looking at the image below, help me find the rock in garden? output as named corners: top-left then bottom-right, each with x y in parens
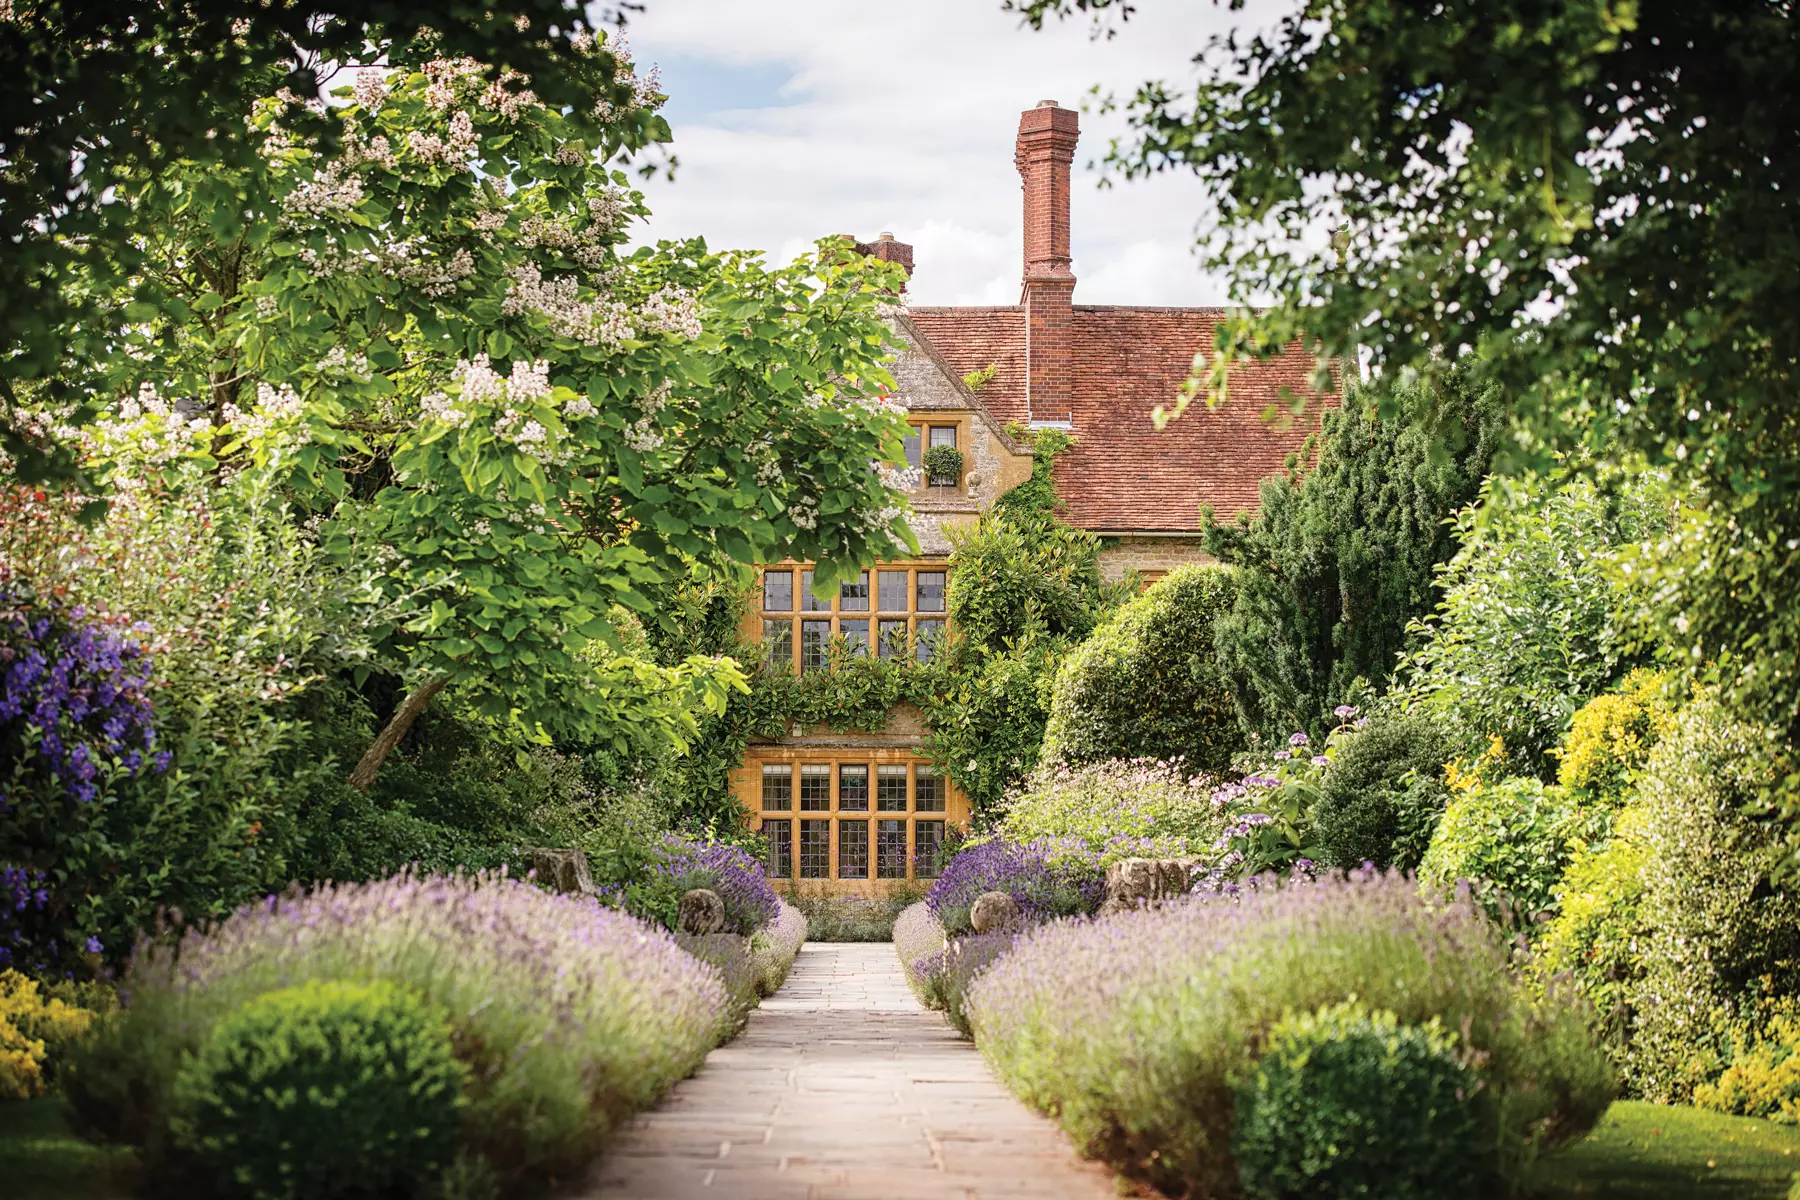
top-left (527, 848), bottom-right (596, 897)
top-left (678, 888), bottom-right (727, 935)
top-left (970, 890), bottom-right (1023, 934)
top-left (1104, 858), bottom-right (1196, 911)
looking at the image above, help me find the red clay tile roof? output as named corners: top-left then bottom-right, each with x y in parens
top-left (906, 304), bottom-right (1336, 532)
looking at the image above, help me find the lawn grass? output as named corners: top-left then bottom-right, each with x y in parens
top-left (0, 1098), bottom-right (133, 1200)
top-left (1531, 1100), bottom-right (1800, 1199)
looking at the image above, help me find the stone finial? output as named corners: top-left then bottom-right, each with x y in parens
top-left (969, 890), bottom-right (1023, 934)
top-left (678, 888), bottom-right (727, 935)
top-left (527, 848), bottom-right (596, 897)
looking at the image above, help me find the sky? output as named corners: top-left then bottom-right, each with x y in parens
top-left (604, 0), bottom-right (1274, 307)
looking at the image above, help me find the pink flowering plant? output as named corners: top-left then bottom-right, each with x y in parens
top-left (71, 871), bottom-right (729, 1190)
top-left (994, 757), bottom-right (1226, 860)
top-left (53, 29), bottom-right (920, 794)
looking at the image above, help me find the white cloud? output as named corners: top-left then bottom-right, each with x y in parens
top-left (612, 0), bottom-right (1284, 306)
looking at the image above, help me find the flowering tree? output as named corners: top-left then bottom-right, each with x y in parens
top-left (60, 32), bottom-right (918, 788)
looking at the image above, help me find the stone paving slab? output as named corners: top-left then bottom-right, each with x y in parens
top-left (581, 942), bottom-right (1117, 1200)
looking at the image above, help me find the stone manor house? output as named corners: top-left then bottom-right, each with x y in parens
top-left (730, 101), bottom-right (1333, 894)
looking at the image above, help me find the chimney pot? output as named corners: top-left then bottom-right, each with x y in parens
top-left (1016, 102), bottom-right (1079, 425)
top-left (878, 232), bottom-right (895, 242)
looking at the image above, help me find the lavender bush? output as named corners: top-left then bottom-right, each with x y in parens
top-left (917, 931), bottom-right (1017, 1038)
top-left (925, 838), bottom-right (1105, 936)
top-left (892, 901), bottom-right (947, 1005)
top-left (748, 900), bottom-right (808, 995)
top-left (967, 870), bottom-right (1613, 1196)
top-left (640, 835), bottom-right (780, 936)
top-left (69, 871), bottom-right (727, 1190)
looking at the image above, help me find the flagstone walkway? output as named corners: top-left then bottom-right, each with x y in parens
top-left (583, 942), bottom-right (1119, 1200)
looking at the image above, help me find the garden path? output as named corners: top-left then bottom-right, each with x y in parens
top-left (581, 941), bottom-right (1119, 1200)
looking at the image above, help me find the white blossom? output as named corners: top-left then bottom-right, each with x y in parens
top-left (642, 286), bottom-right (703, 340)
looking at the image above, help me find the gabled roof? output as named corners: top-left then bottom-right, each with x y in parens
top-left (906, 304), bottom-right (1335, 533)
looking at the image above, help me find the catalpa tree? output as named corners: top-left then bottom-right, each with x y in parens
top-left (68, 29), bottom-right (918, 787)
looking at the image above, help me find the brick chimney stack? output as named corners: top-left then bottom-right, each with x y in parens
top-left (1016, 100), bottom-right (1078, 425)
top-left (844, 232), bottom-right (914, 278)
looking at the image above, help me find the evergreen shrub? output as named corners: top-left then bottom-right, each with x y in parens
top-left (169, 979), bottom-right (466, 1200)
top-left (1695, 1001), bottom-right (1800, 1124)
top-left (1041, 564), bottom-right (1241, 771)
top-left (1554, 669), bottom-right (1677, 807)
top-left (1625, 696), bottom-right (1800, 1102)
top-left (1312, 713), bottom-right (1455, 871)
top-left (1418, 777), bottom-right (1593, 928)
top-left (967, 870), bottom-right (1612, 1196)
top-left (1232, 1001), bottom-right (1483, 1200)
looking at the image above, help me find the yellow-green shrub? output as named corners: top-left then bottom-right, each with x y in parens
top-left (0, 969), bottom-right (97, 1098)
top-left (1555, 670), bottom-right (1678, 807)
top-left (1696, 1001), bottom-right (1800, 1123)
top-left (1530, 804), bottom-right (1651, 1058)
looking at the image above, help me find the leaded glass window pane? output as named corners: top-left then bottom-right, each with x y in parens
top-left (914, 821), bottom-right (945, 879)
top-left (763, 570), bottom-right (793, 612)
top-left (876, 765), bottom-right (908, 812)
top-left (838, 820), bottom-right (869, 879)
top-left (800, 820), bottom-right (831, 878)
top-left (801, 569), bottom-right (829, 611)
top-left (929, 425), bottom-right (957, 449)
top-left (763, 619), bottom-right (793, 667)
top-left (914, 618), bottom-right (945, 662)
top-left (877, 570), bottom-right (908, 613)
top-left (799, 764), bottom-right (831, 811)
top-left (800, 620), bottom-right (830, 671)
top-left (904, 427), bottom-right (921, 469)
top-left (838, 764), bottom-right (868, 811)
top-left (839, 571), bottom-right (870, 612)
top-left (877, 820), bottom-right (908, 878)
top-left (840, 619), bottom-right (869, 654)
top-left (914, 766), bottom-right (945, 812)
top-left (761, 764), bottom-right (792, 811)
top-left (916, 571), bottom-right (946, 613)
top-left (878, 619), bottom-right (908, 660)
top-left (764, 819), bottom-right (792, 878)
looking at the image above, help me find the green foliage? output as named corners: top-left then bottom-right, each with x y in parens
top-left (1556, 669), bottom-right (1679, 808)
top-left (995, 758), bottom-right (1225, 857)
top-left (1524, 1099), bottom-right (1800, 1200)
top-left (961, 363), bottom-right (997, 393)
top-left (1041, 564), bottom-right (1241, 771)
top-left (1530, 803), bottom-right (1652, 1064)
top-left (1696, 1001), bottom-right (1800, 1126)
top-left (1015, 0), bottom-right (1800, 785)
top-left (1390, 467), bottom-right (1672, 777)
top-left (1232, 1001), bottom-right (1483, 1200)
top-left (1313, 713), bottom-right (1456, 872)
top-left (1419, 777), bottom-right (1595, 929)
top-left (1207, 365), bottom-right (1503, 741)
top-left (1626, 695), bottom-right (1800, 1103)
top-left (169, 979), bottom-right (466, 1200)
top-left (922, 443), bottom-right (965, 486)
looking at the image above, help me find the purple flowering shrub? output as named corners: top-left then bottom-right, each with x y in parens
top-left (925, 837), bottom-right (1105, 936)
top-left (631, 834), bottom-right (780, 936)
top-left (1203, 711), bottom-right (1368, 885)
top-left (966, 870), bottom-right (1612, 1196)
top-left (69, 871), bottom-right (728, 1189)
top-left (893, 901), bottom-right (947, 1005)
top-left (917, 930), bottom-right (1017, 1038)
top-left (748, 900), bottom-right (808, 995)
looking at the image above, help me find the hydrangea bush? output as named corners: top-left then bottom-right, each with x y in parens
top-left (966, 870), bottom-right (1612, 1196)
top-left (69, 871), bottom-right (727, 1190)
top-left (924, 838), bottom-right (1104, 936)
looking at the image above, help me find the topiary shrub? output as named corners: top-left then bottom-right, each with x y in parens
top-left (1418, 776), bottom-right (1593, 929)
top-left (1313, 713), bottom-right (1456, 871)
top-left (1232, 1000), bottom-right (1484, 1200)
top-left (1041, 564), bottom-right (1241, 771)
top-left (169, 979), bottom-right (467, 1200)
top-left (1554, 668), bottom-right (1678, 808)
top-left (1624, 695), bottom-right (1800, 1102)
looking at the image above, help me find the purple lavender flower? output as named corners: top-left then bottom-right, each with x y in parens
top-left (650, 835), bottom-right (780, 935)
top-left (1311, 755), bottom-right (1330, 767)
top-left (926, 839), bottom-right (1105, 935)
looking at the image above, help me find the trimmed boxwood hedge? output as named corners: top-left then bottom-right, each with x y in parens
top-left (1041, 564), bottom-right (1241, 771)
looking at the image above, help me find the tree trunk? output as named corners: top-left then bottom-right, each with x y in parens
top-left (347, 674), bottom-right (451, 792)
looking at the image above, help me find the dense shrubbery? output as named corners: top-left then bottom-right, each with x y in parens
top-left (968, 871), bottom-right (1612, 1196)
top-left (1554, 669), bottom-right (1678, 807)
top-left (1232, 1001), bottom-right (1484, 1200)
top-left (893, 901), bottom-right (947, 1006)
top-left (169, 979), bottom-right (467, 1200)
top-left (629, 835), bottom-right (779, 937)
top-left (1419, 777), bottom-right (1595, 928)
top-left (1042, 564), bottom-right (1241, 770)
top-left (1624, 696), bottom-right (1800, 1102)
top-left (993, 758), bottom-right (1223, 857)
top-left (1694, 1002), bottom-right (1800, 1125)
top-left (917, 932), bottom-right (1018, 1038)
top-left (749, 902), bottom-right (809, 995)
top-left (1312, 713), bottom-right (1455, 871)
top-left (0, 969), bottom-right (99, 1099)
top-left (69, 873), bottom-right (727, 1190)
top-left (924, 839), bottom-right (1104, 936)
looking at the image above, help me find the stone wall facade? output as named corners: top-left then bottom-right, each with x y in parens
top-left (1096, 536), bottom-right (1213, 584)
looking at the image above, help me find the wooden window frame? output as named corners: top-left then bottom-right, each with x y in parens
top-left (736, 749), bottom-right (971, 889)
top-left (752, 561), bottom-right (950, 673)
